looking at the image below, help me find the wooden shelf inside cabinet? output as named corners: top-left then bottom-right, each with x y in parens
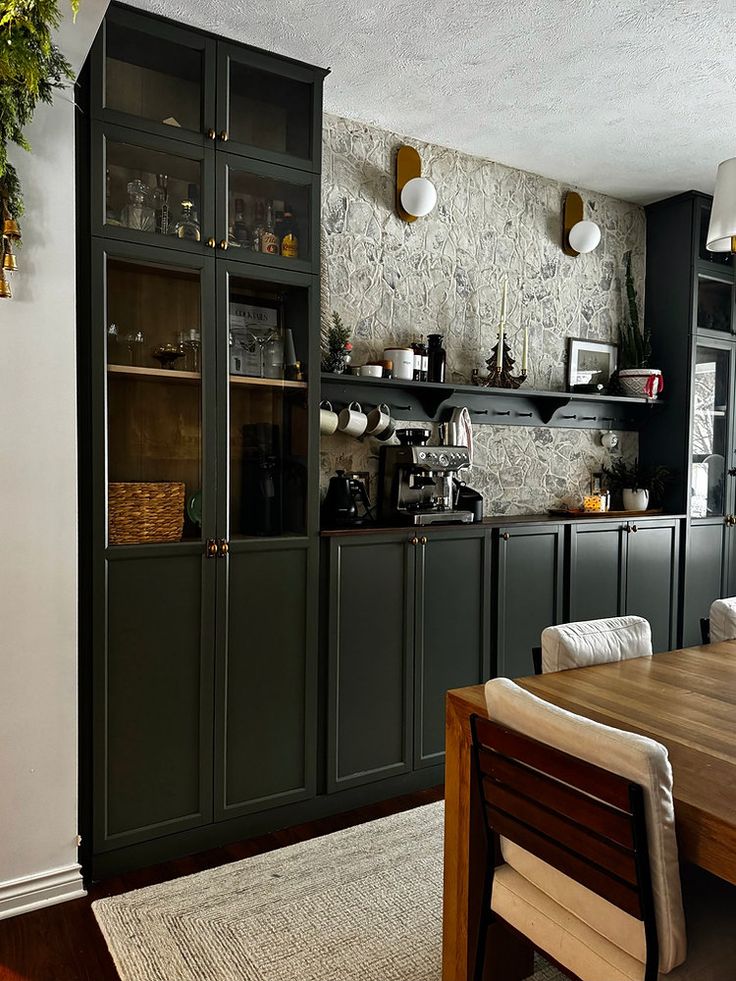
top-left (230, 375), bottom-right (307, 390)
top-left (321, 372), bottom-right (661, 431)
top-left (108, 364), bottom-right (201, 383)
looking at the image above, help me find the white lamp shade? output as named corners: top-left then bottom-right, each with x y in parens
top-left (568, 219), bottom-right (601, 254)
top-left (707, 157), bottom-right (736, 252)
top-left (400, 177), bottom-right (437, 218)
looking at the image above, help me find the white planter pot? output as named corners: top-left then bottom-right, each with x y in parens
top-left (619, 368), bottom-right (664, 399)
top-left (623, 488), bottom-right (649, 511)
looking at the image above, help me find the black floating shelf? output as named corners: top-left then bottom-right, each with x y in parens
top-left (320, 372), bottom-right (662, 431)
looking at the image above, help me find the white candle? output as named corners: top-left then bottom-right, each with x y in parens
top-left (500, 277), bottom-right (508, 322)
top-left (498, 315), bottom-right (504, 354)
top-left (521, 324), bottom-right (528, 372)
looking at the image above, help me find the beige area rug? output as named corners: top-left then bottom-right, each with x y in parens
top-left (93, 802), bottom-right (562, 981)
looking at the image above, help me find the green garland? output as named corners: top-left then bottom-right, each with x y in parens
top-left (0, 0), bottom-right (79, 235)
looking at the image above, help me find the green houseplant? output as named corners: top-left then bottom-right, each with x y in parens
top-left (602, 457), bottom-right (671, 511)
top-left (321, 311), bottom-right (353, 374)
top-left (617, 251), bottom-right (664, 398)
top-left (0, 0), bottom-right (79, 276)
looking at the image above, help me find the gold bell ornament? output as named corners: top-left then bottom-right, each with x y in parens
top-left (2, 215), bottom-right (20, 240)
top-left (0, 269), bottom-right (12, 299)
top-left (2, 238), bottom-right (17, 272)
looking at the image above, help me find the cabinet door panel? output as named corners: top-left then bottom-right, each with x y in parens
top-left (415, 531), bottom-right (489, 767)
top-left (683, 521), bottom-right (726, 647)
top-left (99, 550), bottom-right (213, 849)
top-left (569, 524), bottom-right (624, 622)
top-left (217, 544), bottom-right (313, 819)
top-left (625, 522), bottom-right (679, 652)
top-left (327, 536), bottom-right (413, 791)
top-left (496, 526), bottom-right (563, 679)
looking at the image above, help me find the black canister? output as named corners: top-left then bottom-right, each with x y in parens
top-left (427, 333), bottom-right (447, 383)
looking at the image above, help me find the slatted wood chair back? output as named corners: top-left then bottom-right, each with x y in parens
top-left (470, 713), bottom-right (659, 981)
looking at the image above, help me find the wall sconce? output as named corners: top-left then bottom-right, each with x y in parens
top-left (396, 145), bottom-right (437, 222)
top-left (562, 191), bottom-right (601, 256)
top-left (707, 158), bottom-right (736, 253)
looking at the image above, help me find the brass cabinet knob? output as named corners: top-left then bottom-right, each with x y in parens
top-left (219, 239), bottom-right (229, 251)
top-left (631, 523), bottom-right (638, 533)
top-left (206, 237), bottom-right (216, 248)
top-left (218, 538), bottom-right (229, 557)
top-left (219, 130), bottom-right (229, 142)
top-left (206, 538), bottom-right (218, 558)
top-left (206, 128), bottom-right (216, 140)
top-left (501, 532), bottom-right (510, 541)
top-left (420, 536), bottom-right (428, 545)
top-left (729, 468), bottom-right (736, 477)
top-left (410, 536), bottom-right (419, 546)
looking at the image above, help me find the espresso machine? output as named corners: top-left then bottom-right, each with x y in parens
top-left (377, 429), bottom-right (475, 525)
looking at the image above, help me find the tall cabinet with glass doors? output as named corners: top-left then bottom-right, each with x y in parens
top-left (80, 3), bottom-right (327, 876)
top-left (644, 192), bottom-right (736, 646)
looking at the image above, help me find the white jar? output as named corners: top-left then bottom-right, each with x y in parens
top-left (384, 347), bottom-right (414, 381)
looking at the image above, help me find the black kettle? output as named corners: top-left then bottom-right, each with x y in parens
top-left (322, 471), bottom-right (373, 528)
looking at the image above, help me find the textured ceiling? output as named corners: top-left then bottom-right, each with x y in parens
top-left (129, 0), bottom-right (736, 203)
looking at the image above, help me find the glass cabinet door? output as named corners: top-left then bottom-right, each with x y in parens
top-left (219, 156), bottom-right (316, 271)
top-left (103, 247), bottom-right (213, 546)
top-left (221, 266), bottom-right (312, 539)
top-left (697, 272), bottom-right (734, 334)
top-left (97, 8), bottom-right (214, 143)
top-left (218, 44), bottom-right (317, 169)
top-left (691, 345), bottom-right (731, 517)
top-left (96, 124), bottom-right (214, 250)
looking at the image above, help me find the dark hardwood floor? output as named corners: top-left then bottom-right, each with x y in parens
top-left (0, 786), bottom-right (443, 981)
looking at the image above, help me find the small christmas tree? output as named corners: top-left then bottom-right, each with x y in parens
top-left (321, 311), bottom-right (353, 373)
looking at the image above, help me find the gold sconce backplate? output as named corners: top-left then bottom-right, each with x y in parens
top-left (396, 145), bottom-right (421, 223)
top-left (562, 191), bottom-right (584, 256)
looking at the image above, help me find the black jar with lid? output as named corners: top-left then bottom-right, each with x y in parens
top-left (427, 334), bottom-right (447, 383)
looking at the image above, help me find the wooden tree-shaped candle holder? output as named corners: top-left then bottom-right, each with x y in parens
top-left (482, 337), bottom-right (527, 389)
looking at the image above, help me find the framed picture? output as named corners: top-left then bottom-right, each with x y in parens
top-left (567, 338), bottom-right (618, 391)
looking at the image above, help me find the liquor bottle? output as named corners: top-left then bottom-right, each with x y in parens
top-left (153, 174), bottom-right (169, 235)
top-left (121, 179), bottom-right (154, 232)
top-left (412, 339), bottom-right (423, 381)
top-left (260, 202), bottom-right (279, 255)
top-left (427, 333), bottom-right (447, 383)
top-left (174, 200), bottom-right (200, 241)
top-left (232, 198), bottom-right (249, 246)
top-left (280, 207), bottom-right (299, 258)
top-left (252, 200), bottom-right (265, 252)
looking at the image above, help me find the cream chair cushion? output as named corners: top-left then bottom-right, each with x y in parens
top-left (709, 598), bottom-right (736, 643)
top-left (484, 677), bottom-right (685, 975)
top-left (541, 615), bottom-right (652, 673)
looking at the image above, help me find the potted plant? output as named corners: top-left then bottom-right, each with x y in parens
top-left (602, 458), bottom-right (671, 512)
top-left (321, 311), bottom-right (353, 374)
top-left (617, 251), bottom-right (664, 399)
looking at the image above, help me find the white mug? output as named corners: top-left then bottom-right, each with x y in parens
top-left (338, 401), bottom-right (367, 438)
top-left (357, 364), bottom-right (383, 378)
top-left (365, 402), bottom-right (392, 438)
top-left (320, 400), bottom-right (338, 436)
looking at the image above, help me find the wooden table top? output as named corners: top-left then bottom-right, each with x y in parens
top-left (448, 641), bottom-right (736, 884)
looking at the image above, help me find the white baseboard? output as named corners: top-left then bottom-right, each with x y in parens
top-left (0, 864), bottom-right (86, 920)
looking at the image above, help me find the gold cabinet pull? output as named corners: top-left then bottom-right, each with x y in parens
top-left (420, 536), bottom-right (428, 545)
top-left (206, 538), bottom-right (218, 558)
top-left (410, 536), bottom-right (419, 546)
top-left (219, 130), bottom-right (229, 142)
top-left (206, 237), bottom-right (216, 248)
top-left (219, 239), bottom-right (229, 251)
top-left (206, 128), bottom-right (216, 140)
top-left (501, 532), bottom-right (510, 541)
top-left (218, 538), bottom-right (229, 557)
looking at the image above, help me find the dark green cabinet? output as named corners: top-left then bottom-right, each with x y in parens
top-left (215, 543), bottom-right (314, 819)
top-left (568, 519), bottom-right (679, 652)
top-left (327, 527), bottom-right (489, 788)
top-left (683, 520), bottom-right (726, 646)
top-left (495, 525), bottom-right (564, 679)
top-left (414, 530), bottom-right (490, 767)
top-left (326, 534), bottom-right (415, 792)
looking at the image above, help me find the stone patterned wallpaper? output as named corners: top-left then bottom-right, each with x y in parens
top-left (320, 114), bottom-right (643, 514)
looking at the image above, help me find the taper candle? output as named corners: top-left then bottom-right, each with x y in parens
top-left (521, 324), bottom-right (528, 372)
top-left (500, 276), bottom-right (508, 323)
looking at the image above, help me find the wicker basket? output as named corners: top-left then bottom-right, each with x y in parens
top-left (108, 482), bottom-right (185, 545)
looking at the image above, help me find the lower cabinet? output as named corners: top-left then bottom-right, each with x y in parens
top-left (683, 519), bottom-right (728, 646)
top-left (569, 519), bottom-right (680, 651)
top-left (495, 524), bottom-right (564, 678)
top-left (326, 527), bottom-right (489, 790)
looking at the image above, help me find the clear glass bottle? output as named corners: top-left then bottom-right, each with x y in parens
top-left (173, 199), bottom-right (201, 242)
top-left (152, 174), bottom-right (169, 235)
top-left (260, 202), bottom-right (279, 255)
top-left (121, 179), bottom-right (154, 232)
top-left (232, 198), bottom-right (251, 247)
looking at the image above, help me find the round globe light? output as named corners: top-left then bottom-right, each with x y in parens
top-left (568, 219), bottom-right (601, 254)
top-left (400, 177), bottom-right (437, 218)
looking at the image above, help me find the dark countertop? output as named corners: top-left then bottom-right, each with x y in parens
top-left (320, 512), bottom-right (686, 537)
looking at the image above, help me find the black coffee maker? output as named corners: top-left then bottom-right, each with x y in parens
top-left (322, 471), bottom-right (374, 528)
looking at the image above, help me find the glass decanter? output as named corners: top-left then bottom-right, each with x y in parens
top-left (121, 179), bottom-right (154, 232)
top-left (173, 199), bottom-right (201, 242)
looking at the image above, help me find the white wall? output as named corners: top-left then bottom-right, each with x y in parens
top-left (0, 1), bottom-right (107, 918)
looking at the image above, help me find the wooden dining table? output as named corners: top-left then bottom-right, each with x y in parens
top-left (441, 640), bottom-right (736, 981)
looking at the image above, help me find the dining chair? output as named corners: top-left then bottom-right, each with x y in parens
top-left (473, 678), bottom-right (736, 980)
top-left (540, 615), bottom-right (652, 673)
top-left (709, 597), bottom-right (736, 643)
